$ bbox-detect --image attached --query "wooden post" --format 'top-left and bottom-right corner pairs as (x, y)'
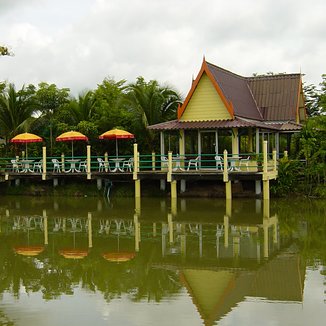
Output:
(42, 146), (47, 180)
(135, 179), (141, 198)
(248, 128), (253, 153)
(224, 215), (229, 248)
(263, 180), (270, 200)
(273, 149), (277, 173)
(152, 152), (155, 171)
(168, 213), (174, 244)
(225, 181), (232, 200)
(61, 153), (65, 168)
(88, 212), (93, 248)
(104, 152), (109, 172)
(263, 140), (270, 200)
(171, 187), (177, 215)
(133, 143), (138, 180)
(43, 209), (48, 245)
(167, 151), (172, 183)
(232, 128), (239, 155)
(179, 129), (185, 169)
(171, 180), (177, 200)
(263, 140), (268, 175)
(87, 145), (91, 180)
(223, 149), (232, 200)
(223, 150), (228, 182)
(134, 214), (140, 252)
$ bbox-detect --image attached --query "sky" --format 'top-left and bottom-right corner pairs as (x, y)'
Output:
(1, 0), (325, 97)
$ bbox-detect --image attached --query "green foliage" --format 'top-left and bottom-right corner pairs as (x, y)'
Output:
(0, 83), (37, 144)
(124, 76), (182, 151)
(271, 157), (301, 197)
(0, 45), (13, 56)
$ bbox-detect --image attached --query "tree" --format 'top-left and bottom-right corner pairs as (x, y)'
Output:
(68, 91), (96, 124)
(93, 78), (130, 131)
(0, 45), (12, 56)
(303, 74), (326, 117)
(124, 77), (182, 151)
(34, 83), (70, 154)
(0, 83), (36, 143)
(318, 74), (326, 114)
(303, 83), (320, 117)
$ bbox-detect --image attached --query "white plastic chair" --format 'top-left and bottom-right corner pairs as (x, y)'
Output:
(215, 155), (223, 171)
(187, 156), (200, 171)
(161, 156), (169, 169)
(239, 156), (250, 171)
(122, 157), (133, 172)
(97, 158), (106, 172)
(52, 159), (62, 173)
(32, 160), (43, 173)
(78, 160), (87, 172)
(11, 159), (22, 172)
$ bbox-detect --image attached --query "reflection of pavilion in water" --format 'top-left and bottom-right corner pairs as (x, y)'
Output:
(1, 199), (285, 261)
(0, 198), (306, 326)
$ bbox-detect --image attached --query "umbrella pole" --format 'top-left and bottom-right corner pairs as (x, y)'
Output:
(25, 143), (28, 159)
(116, 138), (118, 158)
(72, 141), (74, 159)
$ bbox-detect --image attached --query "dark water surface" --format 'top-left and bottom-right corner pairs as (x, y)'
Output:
(0, 196), (325, 325)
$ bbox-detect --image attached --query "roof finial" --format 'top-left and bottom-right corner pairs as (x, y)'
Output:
(203, 54), (206, 62)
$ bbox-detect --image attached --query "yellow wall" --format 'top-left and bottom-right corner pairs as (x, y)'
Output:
(180, 73), (231, 121)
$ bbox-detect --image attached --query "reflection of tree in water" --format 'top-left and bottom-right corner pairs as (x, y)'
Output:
(0, 310), (15, 326)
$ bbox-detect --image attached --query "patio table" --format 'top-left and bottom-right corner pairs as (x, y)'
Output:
(65, 159), (81, 173)
(109, 158), (125, 172)
(20, 159), (35, 173)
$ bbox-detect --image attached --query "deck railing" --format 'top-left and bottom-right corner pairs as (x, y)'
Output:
(0, 146), (284, 177)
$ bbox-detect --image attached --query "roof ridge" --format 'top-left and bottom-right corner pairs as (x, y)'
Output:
(246, 73), (301, 80)
(206, 61), (246, 80)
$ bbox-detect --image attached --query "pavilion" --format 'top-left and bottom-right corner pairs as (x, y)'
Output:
(148, 58), (306, 160)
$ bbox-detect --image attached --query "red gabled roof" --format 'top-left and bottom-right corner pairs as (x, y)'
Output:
(247, 73), (302, 121)
(206, 62), (264, 121)
(147, 117), (283, 131)
(177, 59), (303, 123)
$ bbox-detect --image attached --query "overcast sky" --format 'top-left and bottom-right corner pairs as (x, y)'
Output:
(1, 0), (325, 97)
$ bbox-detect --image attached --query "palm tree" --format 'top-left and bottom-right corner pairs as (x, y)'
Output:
(125, 77), (182, 150)
(69, 91), (96, 124)
(0, 83), (36, 143)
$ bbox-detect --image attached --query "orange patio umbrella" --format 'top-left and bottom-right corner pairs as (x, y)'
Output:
(11, 132), (43, 158)
(99, 128), (134, 157)
(56, 131), (88, 158)
(102, 252), (136, 263)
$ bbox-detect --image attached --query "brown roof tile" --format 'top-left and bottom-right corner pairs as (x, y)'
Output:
(206, 62), (264, 121)
(247, 74), (301, 121)
(147, 117), (281, 131)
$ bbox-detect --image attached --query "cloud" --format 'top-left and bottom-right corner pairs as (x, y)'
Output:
(0, 0), (325, 96)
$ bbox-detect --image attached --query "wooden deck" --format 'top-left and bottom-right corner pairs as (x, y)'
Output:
(0, 168), (270, 183)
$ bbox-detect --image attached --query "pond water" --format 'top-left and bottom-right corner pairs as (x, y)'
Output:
(0, 196), (325, 326)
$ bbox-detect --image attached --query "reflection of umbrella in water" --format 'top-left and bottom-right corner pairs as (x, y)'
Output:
(13, 218), (44, 256)
(58, 222), (89, 259)
(14, 246), (44, 256)
(102, 252), (135, 263)
(99, 128), (134, 158)
(56, 131), (88, 158)
(11, 132), (43, 159)
(59, 249), (88, 259)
